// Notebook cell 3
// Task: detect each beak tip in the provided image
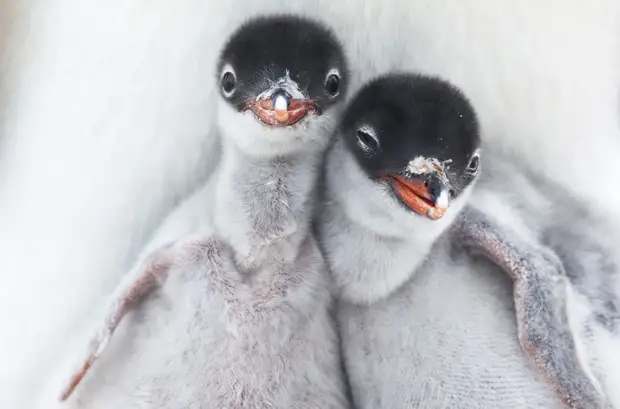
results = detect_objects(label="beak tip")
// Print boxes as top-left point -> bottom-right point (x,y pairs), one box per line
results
273,94 -> 289,110
435,189 -> 450,210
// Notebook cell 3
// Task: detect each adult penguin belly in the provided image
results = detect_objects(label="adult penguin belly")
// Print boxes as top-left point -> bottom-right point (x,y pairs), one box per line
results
339,241 -> 564,409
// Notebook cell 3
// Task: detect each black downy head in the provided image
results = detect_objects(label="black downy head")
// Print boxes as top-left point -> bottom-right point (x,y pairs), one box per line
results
339,73 -> 481,220
216,15 -> 348,128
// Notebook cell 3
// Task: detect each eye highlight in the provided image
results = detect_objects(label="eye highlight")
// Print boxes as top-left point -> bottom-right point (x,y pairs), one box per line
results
324,69 -> 341,97
356,126 -> 379,152
220,66 -> 236,97
466,152 -> 480,175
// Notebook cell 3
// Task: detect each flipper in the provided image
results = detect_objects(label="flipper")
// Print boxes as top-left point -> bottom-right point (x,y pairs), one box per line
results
545,216 -> 620,408
454,206 -> 609,409
57,235 -> 240,402
58,243 -> 177,401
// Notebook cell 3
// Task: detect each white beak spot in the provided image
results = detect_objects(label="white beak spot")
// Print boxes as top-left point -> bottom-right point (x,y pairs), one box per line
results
274,94 -> 288,111
435,189 -> 450,210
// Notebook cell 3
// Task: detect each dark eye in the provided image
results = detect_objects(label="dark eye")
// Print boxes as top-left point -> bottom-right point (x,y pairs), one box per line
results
467,153 -> 480,174
221,71 -> 236,96
356,128 -> 379,151
325,74 -> 340,96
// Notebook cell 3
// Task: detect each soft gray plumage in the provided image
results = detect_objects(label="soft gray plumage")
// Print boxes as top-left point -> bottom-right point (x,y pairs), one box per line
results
320,139 -> 568,408
317,74 -> 620,408
42,15 -> 350,409
468,151 -> 620,408
2,1 -> 620,407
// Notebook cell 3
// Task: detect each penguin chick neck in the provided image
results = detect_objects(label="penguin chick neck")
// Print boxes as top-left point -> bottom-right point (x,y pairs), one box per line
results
213,139 -> 323,272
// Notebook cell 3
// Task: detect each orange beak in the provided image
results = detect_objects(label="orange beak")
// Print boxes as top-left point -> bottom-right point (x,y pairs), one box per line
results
384,174 -> 450,220
241,92 -> 317,127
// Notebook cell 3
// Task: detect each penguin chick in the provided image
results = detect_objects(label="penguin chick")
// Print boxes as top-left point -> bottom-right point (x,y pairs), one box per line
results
56,15 -> 349,409
318,73 -> 482,305
317,73 -> 605,408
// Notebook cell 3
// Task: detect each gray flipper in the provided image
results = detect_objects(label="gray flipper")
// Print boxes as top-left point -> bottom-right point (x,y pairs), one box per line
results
544,211 -> 620,407
454,206 -> 609,409
58,243 -> 177,401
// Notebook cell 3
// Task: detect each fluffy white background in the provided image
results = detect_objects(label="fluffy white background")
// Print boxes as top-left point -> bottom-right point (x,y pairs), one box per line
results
0,0 -> 619,407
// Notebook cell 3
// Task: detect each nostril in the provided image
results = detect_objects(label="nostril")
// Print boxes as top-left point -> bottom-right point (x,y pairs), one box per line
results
272,89 -> 292,103
428,177 -> 444,202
